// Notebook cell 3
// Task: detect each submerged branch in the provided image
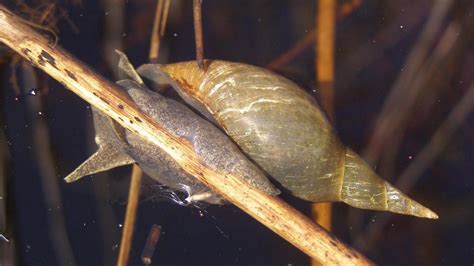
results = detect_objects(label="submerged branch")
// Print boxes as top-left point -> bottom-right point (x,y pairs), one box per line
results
193,0 -> 204,69
312,0 -> 336,257
117,165 -> 142,266
0,5 -> 372,265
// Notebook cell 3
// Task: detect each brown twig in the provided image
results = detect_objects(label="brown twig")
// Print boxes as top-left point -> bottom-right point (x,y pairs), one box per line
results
149,0 -> 165,63
0,6 -> 373,265
193,0 -> 204,69
311,1 -> 336,265
141,224 -> 162,265
117,166 -> 143,266
315,0 -> 336,120
160,0 -> 170,37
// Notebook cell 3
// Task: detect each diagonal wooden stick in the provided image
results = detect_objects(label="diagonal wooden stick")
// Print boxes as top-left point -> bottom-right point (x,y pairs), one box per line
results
0,6 -> 373,265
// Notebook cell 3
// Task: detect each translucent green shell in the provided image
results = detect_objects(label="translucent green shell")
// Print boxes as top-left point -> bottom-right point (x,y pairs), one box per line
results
137,61 -> 437,219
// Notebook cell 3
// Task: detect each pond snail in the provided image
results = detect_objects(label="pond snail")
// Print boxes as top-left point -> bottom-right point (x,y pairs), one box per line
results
65,52 -> 437,219
135,60 -> 438,219
64,51 -> 279,205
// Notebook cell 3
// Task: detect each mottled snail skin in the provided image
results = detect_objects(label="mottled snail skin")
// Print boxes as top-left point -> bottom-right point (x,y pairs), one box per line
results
118,79 -> 279,200
64,61 -> 279,204
137,60 -> 438,219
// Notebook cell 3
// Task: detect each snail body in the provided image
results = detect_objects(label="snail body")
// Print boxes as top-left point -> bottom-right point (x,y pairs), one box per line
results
64,55 -> 279,204
137,60 -> 438,219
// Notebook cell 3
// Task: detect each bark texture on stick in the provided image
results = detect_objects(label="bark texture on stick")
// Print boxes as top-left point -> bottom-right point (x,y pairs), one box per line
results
0,6 -> 372,265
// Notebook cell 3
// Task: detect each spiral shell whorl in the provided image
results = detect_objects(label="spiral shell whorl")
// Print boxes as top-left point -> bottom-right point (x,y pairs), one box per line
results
342,149 -> 438,219
162,61 -> 346,200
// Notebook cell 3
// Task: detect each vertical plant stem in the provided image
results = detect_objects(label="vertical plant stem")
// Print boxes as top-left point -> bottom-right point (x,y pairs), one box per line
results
316,0 -> 336,120
149,0 -> 165,63
141,224 -> 162,265
117,165 -> 143,266
160,0 -> 170,36
193,0 -> 204,69
312,2 -> 336,263
118,1 -> 172,263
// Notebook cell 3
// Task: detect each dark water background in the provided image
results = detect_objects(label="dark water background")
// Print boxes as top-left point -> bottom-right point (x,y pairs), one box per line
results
0,0 -> 473,265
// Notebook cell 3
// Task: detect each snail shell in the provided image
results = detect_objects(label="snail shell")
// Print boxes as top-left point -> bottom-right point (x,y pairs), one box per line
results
137,60 -> 438,219
64,57 -> 279,204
